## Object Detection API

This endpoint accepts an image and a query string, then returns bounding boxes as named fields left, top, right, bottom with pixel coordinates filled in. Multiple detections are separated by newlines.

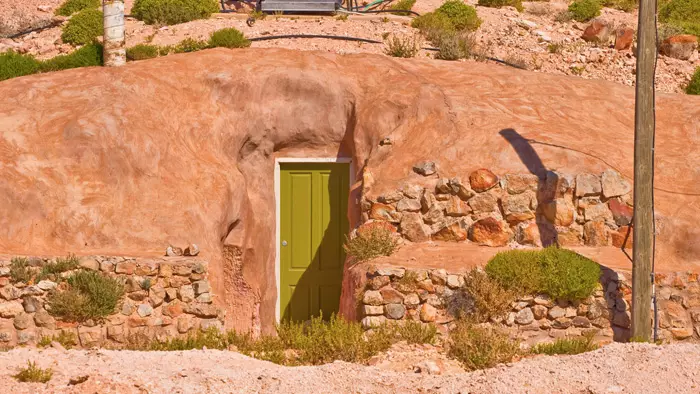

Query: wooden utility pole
left=103, top=1, right=126, bottom=67
left=631, top=0, right=657, bottom=341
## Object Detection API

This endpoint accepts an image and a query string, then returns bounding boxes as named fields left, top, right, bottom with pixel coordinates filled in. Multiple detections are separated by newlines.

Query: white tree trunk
left=103, top=0, right=125, bottom=67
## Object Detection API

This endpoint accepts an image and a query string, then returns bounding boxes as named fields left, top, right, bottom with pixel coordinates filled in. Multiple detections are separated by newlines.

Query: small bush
left=46, top=270, right=124, bottom=322
left=436, top=30, right=475, bottom=60
left=394, top=320, right=438, bottom=344
left=61, top=9, right=103, bottom=46
left=55, top=0, right=100, bottom=16
left=13, top=361, right=53, bottom=383
left=391, top=0, right=417, bottom=15
left=384, top=34, right=422, bottom=58
left=41, top=43, right=103, bottom=72
left=531, top=334, right=598, bottom=355
left=687, top=68, right=700, bottom=95
left=126, top=44, right=160, bottom=61
left=412, top=12, right=456, bottom=44
left=602, top=0, right=637, bottom=12
left=9, top=257, right=34, bottom=284
left=209, top=28, right=251, bottom=49
left=36, top=255, right=79, bottom=282
left=344, top=222, right=398, bottom=262
left=547, top=42, right=562, bottom=54
left=436, top=1, right=482, bottom=31
left=37, top=331, right=78, bottom=349
left=132, top=0, right=220, bottom=25
left=448, top=322, right=520, bottom=370
left=140, top=277, right=152, bottom=290
left=461, top=269, right=517, bottom=323
left=0, top=51, right=42, bottom=82
left=477, top=0, right=524, bottom=12
left=485, top=247, right=601, bottom=301
left=173, top=38, right=209, bottom=53
left=567, top=0, right=602, bottom=22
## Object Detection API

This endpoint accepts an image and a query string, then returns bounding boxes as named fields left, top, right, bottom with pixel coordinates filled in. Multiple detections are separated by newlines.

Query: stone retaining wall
left=361, top=166, right=633, bottom=249
left=359, top=266, right=700, bottom=344
left=0, top=255, right=224, bottom=348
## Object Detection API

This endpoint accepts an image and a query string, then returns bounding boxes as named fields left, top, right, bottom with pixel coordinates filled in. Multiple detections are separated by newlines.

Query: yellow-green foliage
left=126, top=44, right=160, bottom=61
left=344, top=222, right=398, bottom=262
left=485, top=247, right=601, bottom=301
left=391, top=0, right=417, bottom=15
left=208, top=28, right=251, bottom=49
left=462, top=268, right=517, bottom=323
left=659, top=0, right=700, bottom=38
left=393, top=320, right=438, bottom=344
left=447, top=321, right=520, bottom=370
left=61, top=9, right=103, bottom=46
left=602, top=0, right=637, bottom=12
left=36, top=255, right=79, bottom=282
left=173, top=38, right=209, bottom=53
left=384, top=34, right=422, bottom=58
left=40, top=43, right=103, bottom=71
left=531, top=333, right=598, bottom=355
left=13, top=361, right=53, bottom=383
left=477, top=0, right=524, bottom=12
left=55, top=0, right=100, bottom=16
left=47, top=270, right=124, bottom=322
left=687, top=68, right=700, bottom=95
left=568, top=0, right=602, bottom=22
left=132, top=0, right=220, bottom=25
left=37, top=331, right=78, bottom=349
left=9, top=257, right=33, bottom=283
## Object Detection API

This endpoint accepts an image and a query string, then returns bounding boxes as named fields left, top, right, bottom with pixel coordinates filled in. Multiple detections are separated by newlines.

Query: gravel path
left=1, top=343, right=699, bottom=393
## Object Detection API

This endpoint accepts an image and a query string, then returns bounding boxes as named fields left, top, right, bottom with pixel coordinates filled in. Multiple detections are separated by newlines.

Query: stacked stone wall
left=0, top=255, right=224, bottom=348
left=359, top=266, right=700, bottom=344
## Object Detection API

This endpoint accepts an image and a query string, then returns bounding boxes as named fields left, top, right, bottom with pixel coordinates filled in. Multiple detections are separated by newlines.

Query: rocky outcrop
left=660, top=35, right=698, bottom=60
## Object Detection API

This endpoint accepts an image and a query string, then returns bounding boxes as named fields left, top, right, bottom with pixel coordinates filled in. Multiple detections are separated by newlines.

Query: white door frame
left=274, top=157, right=355, bottom=322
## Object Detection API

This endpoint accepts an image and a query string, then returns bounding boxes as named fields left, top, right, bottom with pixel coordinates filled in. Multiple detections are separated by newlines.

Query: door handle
left=282, top=240, right=288, bottom=246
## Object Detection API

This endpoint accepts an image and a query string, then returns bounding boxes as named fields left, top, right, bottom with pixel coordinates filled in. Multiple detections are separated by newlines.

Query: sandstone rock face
left=660, top=35, right=698, bottom=60
left=1, top=49, right=699, bottom=334
left=581, top=19, right=611, bottom=43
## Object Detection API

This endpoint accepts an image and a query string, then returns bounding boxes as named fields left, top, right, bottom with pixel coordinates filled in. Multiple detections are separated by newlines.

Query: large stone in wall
left=433, top=218, right=470, bottom=242
left=470, top=217, right=513, bottom=246
left=370, top=203, right=400, bottom=223
left=609, top=198, right=633, bottom=226
left=469, top=169, right=499, bottom=192
left=540, top=171, right=574, bottom=201
left=396, top=198, right=422, bottom=212
left=505, top=174, right=539, bottom=195
left=502, top=192, right=536, bottom=223
left=583, top=221, right=610, bottom=246
left=582, top=202, right=613, bottom=222
left=542, top=199, right=575, bottom=226
left=468, top=192, right=499, bottom=213
left=516, top=222, right=556, bottom=247
left=400, top=212, right=431, bottom=242
left=575, top=173, right=602, bottom=197
left=611, top=226, right=633, bottom=249
left=557, top=226, right=583, bottom=246
left=601, top=169, right=632, bottom=199
left=450, top=178, right=475, bottom=200
left=444, top=195, right=471, bottom=217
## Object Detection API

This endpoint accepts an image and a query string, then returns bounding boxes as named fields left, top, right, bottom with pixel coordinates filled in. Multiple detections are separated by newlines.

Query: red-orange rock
left=614, top=27, right=635, bottom=50
left=660, top=35, right=698, bottom=60
left=433, top=221, right=468, bottom=242
left=557, top=227, right=583, bottom=246
left=584, top=221, right=610, bottom=246
left=542, top=199, right=575, bottom=226
left=581, top=19, right=611, bottom=43
left=469, top=217, right=513, bottom=246
left=608, top=198, right=633, bottom=226
left=611, top=226, right=633, bottom=249
left=469, top=169, right=499, bottom=192
left=162, top=302, right=184, bottom=318
left=369, top=203, right=400, bottom=223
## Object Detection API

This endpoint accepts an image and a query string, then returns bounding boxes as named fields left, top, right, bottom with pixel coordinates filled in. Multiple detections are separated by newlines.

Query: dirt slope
left=1, top=343, right=699, bottom=393
left=1, top=49, right=699, bottom=331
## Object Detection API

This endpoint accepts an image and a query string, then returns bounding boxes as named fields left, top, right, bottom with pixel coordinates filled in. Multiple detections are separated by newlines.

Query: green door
left=280, top=162, right=349, bottom=322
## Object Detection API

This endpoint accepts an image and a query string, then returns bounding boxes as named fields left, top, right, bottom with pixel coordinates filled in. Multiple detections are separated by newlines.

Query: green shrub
left=412, top=12, right=456, bottom=44
left=435, top=30, right=475, bottom=60
left=460, top=268, right=517, bottom=323
left=602, top=0, right=637, bottom=12
left=55, top=0, right=100, bottom=16
left=568, top=0, right=602, bottom=22
left=132, top=0, right=220, bottom=25
left=344, top=222, right=398, bottom=262
left=391, top=0, right=417, bottom=15
left=61, top=9, right=103, bottom=46
left=384, top=34, right=422, bottom=58
left=41, top=43, right=103, bottom=72
left=9, top=257, right=34, bottom=283
left=37, top=331, right=78, bottom=349
left=659, top=0, right=700, bottom=38
left=0, top=51, right=42, bottom=82
left=46, top=270, right=124, bottom=322
left=394, top=320, right=438, bottom=344
left=173, top=38, right=209, bottom=53
left=36, top=255, right=79, bottom=282
left=448, top=322, right=520, bottom=370
left=477, top=0, right=524, bottom=12
left=688, top=68, right=700, bottom=95
left=126, top=44, right=160, bottom=61
left=485, top=247, right=601, bottom=301
left=531, top=334, right=598, bottom=355
left=13, top=361, right=53, bottom=383
left=436, top=1, right=482, bottom=31
left=208, top=28, right=251, bottom=49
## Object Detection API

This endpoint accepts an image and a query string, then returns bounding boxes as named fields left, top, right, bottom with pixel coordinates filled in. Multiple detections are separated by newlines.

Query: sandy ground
left=2, top=343, right=700, bottom=393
